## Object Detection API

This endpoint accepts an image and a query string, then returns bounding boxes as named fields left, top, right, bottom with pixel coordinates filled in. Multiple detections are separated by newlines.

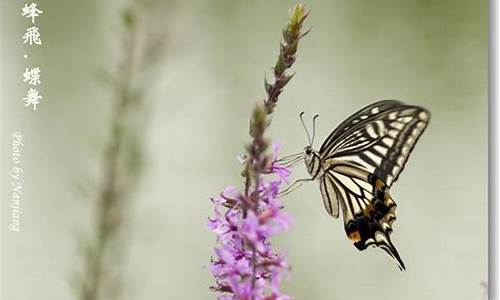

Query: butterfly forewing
left=313, top=100, right=430, bottom=270
left=319, top=100, right=405, bottom=156
left=322, top=103, right=430, bottom=187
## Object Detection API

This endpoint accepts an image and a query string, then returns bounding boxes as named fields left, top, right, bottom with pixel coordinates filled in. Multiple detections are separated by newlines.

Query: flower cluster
left=206, top=5, right=308, bottom=299
left=207, top=143, right=293, bottom=300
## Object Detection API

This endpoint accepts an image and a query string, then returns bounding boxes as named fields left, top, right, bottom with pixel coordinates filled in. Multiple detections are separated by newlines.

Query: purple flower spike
left=207, top=5, right=309, bottom=299
left=208, top=144, right=293, bottom=300
left=271, top=142, right=292, bottom=183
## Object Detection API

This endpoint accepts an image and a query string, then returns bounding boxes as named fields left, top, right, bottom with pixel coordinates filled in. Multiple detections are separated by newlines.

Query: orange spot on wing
left=348, top=231, right=361, bottom=242
left=363, top=204, right=375, bottom=217
left=375, top=179, right=385, bottom=190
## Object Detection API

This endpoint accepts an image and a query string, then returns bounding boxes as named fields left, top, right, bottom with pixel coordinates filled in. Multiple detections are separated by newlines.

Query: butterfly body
left=303, top=100, right=430, bottom=270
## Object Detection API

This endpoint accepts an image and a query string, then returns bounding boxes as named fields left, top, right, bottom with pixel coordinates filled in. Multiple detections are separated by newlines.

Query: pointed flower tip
left=290, top=4, right=307, bottom=24
left=287, top=4, right=308, bottom=34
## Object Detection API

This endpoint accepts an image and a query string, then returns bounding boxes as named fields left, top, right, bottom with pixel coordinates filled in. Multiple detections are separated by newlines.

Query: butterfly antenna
left=311, top=114, right=319, bottom=146
left=299, top=112, right=312, bottom=145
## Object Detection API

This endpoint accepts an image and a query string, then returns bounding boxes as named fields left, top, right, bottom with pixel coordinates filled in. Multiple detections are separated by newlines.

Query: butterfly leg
left=278, top=178, right=313, bottom=197
left=276, top=153, right=304, bottom=168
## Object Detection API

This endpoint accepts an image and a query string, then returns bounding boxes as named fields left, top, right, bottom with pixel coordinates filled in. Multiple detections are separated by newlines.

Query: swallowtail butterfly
left=297, top=100, right=430, bottom=270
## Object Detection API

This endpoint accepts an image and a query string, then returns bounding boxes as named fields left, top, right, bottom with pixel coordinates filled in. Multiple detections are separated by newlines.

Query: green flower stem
left=244, top=4, right=309, bottom=198
left=243, top=4, right=309, bottom=298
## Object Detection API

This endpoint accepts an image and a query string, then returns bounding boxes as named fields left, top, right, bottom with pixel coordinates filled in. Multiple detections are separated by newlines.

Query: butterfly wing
left=319, top=172, right=340, bottom=218
left=318, top=100, right=430, bottom=270
left=320, top=100, right=430, bottom=187
left=319, top=100, right=404, bottom=157
left=322, top=167, right=406, bottom=269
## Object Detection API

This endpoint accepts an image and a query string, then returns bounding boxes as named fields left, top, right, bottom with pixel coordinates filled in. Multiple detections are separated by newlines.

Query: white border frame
left=489, top=0, right=499, bottom=299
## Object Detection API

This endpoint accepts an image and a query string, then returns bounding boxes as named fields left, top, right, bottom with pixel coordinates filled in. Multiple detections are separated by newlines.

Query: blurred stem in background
left=73, top=1, right=171, bottom=300
left=80, top=9, right=138, bottom=299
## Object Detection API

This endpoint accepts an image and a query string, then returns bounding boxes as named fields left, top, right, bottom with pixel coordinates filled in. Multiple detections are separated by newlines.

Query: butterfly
left=282, top=100, right=430, bottom=270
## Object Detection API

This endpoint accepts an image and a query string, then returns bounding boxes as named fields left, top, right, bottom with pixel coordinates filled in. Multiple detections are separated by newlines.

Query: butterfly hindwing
left=319, top=172, right=340, bottom=218
left=327, top=167, right=405, bottom=269
left=315, top=100, right=430, bottom=270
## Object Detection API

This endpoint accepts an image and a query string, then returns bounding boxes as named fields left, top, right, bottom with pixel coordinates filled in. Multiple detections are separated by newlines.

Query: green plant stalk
left=242, top=4, right=309, bottom=298
left=80, top=8, right=139, bottom=300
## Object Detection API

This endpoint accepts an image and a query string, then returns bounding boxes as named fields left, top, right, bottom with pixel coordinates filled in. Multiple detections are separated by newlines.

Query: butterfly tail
left=350, top=226, right=406, bottom=271
left=376, top=235, right=406, bottom=271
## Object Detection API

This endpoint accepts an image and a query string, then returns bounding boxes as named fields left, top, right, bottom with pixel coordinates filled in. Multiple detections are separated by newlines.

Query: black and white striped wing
left=321, top=166, right=406, bottom=269
left=320, top=100, right=404, bottom=154
left=318, top=100, right=430, bottom=270
left=320, top=100, right=430, bottom=187
left=319, top=172, right=340, bottom=218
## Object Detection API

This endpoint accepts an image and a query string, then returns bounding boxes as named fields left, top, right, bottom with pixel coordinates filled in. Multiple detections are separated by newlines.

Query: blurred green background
left=1, top=0, right=487, bottom=299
